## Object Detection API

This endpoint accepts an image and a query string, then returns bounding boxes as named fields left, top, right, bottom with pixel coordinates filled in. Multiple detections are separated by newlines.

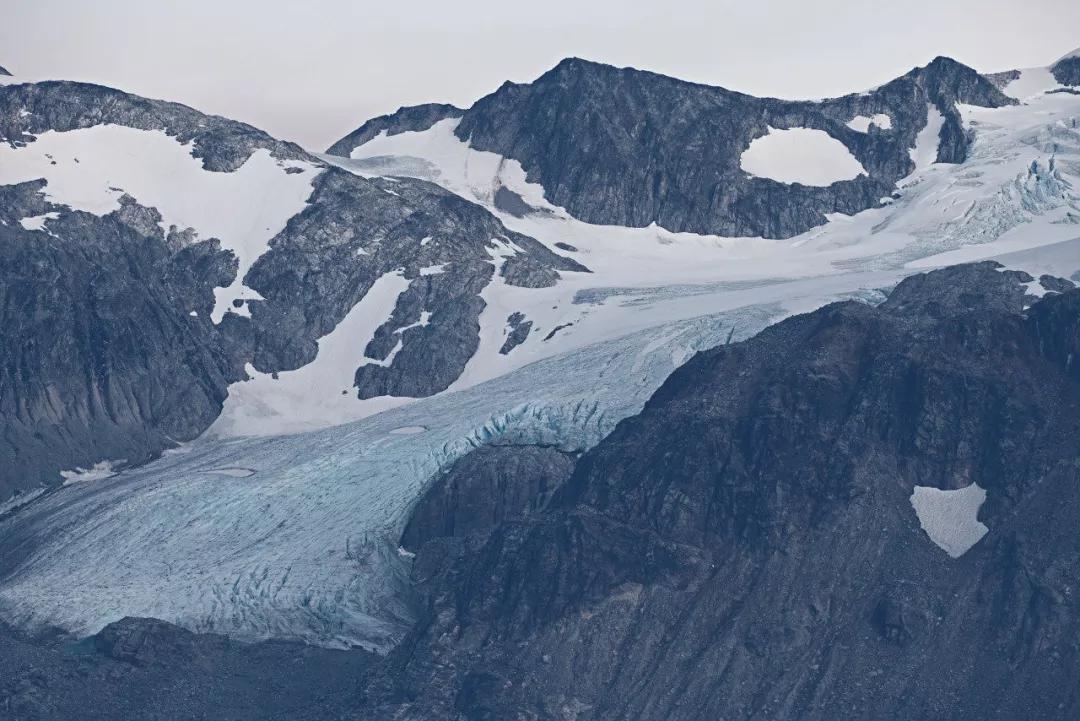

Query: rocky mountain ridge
left=366, top=262, right=1080, bottom=720
left=0, top=73, right=583, bottom=500
left=331, top=56, right=1017, bottom=238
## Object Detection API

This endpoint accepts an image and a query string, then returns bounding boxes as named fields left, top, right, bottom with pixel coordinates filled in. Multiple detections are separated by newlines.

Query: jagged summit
left=1052, top=46, right=1080, bottom=86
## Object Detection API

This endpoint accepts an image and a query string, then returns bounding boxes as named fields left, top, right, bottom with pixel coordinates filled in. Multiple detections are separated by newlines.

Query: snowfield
left=1002, top=67, right=1063, bottom=101
left=738, top=126, right=867, bottom=185
left=211, top=271, right=415, bottom=437
left=0, top=81, right=1079, bottom=652
left=910, top=483, right=989, bottom=558
left=846, top=113, right=893, bottom=132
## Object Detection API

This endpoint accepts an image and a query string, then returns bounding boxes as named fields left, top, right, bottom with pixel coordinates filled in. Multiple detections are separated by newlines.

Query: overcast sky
left=3, top=0, right=1078, bottom=149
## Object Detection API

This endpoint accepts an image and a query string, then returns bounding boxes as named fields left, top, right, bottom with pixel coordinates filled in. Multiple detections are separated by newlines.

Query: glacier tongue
left=0, top=301, right=789, bottom=650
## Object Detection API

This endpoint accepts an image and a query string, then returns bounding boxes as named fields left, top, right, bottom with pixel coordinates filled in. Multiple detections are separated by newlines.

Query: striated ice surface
left=0, top=301, right=789, bottom=651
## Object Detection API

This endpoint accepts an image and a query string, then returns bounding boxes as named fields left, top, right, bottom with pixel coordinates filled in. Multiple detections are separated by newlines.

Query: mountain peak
left=1056, top=46, right=1080, bottom=63
left=1051, top=47, right=1080, bottom=86
left=0, top=65, right=11, bottom=77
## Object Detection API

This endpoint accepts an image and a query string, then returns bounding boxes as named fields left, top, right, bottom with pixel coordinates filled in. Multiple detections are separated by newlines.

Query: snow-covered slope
left=1, top=67, right=1077, bottom=652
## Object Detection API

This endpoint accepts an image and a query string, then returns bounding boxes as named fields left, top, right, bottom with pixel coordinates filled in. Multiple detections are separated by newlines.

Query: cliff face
left=373, top=263, right=1080, bottom=720
left=0, top=181, right=243, bottom=499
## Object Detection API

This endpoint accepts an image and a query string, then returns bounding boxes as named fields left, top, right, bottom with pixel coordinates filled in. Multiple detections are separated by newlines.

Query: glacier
left=1, top=83, right=1079, bottom=652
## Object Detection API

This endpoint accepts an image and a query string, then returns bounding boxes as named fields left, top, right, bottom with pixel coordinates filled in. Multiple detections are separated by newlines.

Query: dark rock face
left=0, top=65, right=11, bottom=77
left=984, top=69, right=1021, bottom=90
left=245, top=170, right=585, bottom=398
left=0, top=617, right=373, bottom=721
left=325, top=102, right=464, bottom=156
left=400, top=443, right=577, bottom=552
left=332, top=57, right=1012, bottom=239
left=1052, top=55, right=1080, bottom=86
left=0, top=182, right=243, bottom=501
left=492, top=186, right=537, bottom=217
left=499, top=312, right=532, bottom=354
left=369, top=263, right=1080, bottom=720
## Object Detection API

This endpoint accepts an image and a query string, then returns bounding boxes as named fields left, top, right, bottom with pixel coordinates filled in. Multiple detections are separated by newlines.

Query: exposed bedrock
left=369, top=263, right=1080, bottom=720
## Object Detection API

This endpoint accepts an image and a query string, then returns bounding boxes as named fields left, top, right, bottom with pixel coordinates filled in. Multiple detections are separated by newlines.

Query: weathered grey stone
left=985, top=69, right=1021, bottom=90
left=1041, top=274, right=1077, bottom=293
left=388, top=56, right=1011, bottom=239
left=368, top=264, right=1080, bottom=721
left=492, top=186, right=533, bottom=217
left=326, top=102, right=463, bottom=156
left=498, top=312, right=532, bottom=355
left=243, top=168, right=585, bottom=398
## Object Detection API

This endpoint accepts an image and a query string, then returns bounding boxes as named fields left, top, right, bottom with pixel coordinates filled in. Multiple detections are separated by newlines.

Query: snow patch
left=739, top=127, right=866, bottom=186
left=908, top=104, right=945, bottom=173
left=846, top=113, right=893, bottom=132
left=910, top=482, right=989, bottom=558
left=60, top=461, right=120, bottom=485
left=340, top=118, right=560, bottom=212
left=1002, top=67, right=1063, bottom=101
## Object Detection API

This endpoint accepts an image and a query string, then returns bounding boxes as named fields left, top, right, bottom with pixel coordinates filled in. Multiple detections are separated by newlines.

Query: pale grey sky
left=3, top=0, right=1078, bottom=149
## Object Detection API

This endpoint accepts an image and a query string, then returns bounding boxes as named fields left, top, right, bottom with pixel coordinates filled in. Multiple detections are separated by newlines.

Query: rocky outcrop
left=0, top=617, right=374, bottom=720
left=400, top=443, right=577, bottom=552
left=326, top=102, right=464, bottom=156
left=241, top=168, right=585, bottom=398
left=333, top=56, right=1013, bottom=239
left=1051, top=52, right=1080, bottom=86
left=499, top=312, right=532, bottom=354
left=369, top=263, right=1080, bottom=720
left=984, top=69, right=1021, bottom=90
